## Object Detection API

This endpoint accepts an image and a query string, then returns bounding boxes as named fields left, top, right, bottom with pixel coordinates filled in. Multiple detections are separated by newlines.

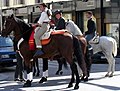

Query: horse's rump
left=100, top=36, right=117, bottom=56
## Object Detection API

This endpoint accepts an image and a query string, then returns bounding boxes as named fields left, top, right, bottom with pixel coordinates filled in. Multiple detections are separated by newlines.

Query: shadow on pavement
left=0, top=77, right=74, bottom=91
left=85, top=82, right=120, bottom=91
left=89, top=73, right=120, bottom=81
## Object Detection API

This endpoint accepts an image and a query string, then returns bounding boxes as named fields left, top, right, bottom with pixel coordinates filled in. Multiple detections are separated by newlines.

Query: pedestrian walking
left=13, top=39, right=25, bottom=82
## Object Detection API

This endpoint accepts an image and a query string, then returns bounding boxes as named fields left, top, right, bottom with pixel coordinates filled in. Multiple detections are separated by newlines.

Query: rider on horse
left=34, top=3, right=52, bottom=56
left=85, top=11, right=96, bottom=43
left=54, top=10, right=66, bottom=30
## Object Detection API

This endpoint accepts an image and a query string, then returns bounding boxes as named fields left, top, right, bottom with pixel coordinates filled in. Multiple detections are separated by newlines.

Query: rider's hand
left=83, top=33, right=85, bottom=37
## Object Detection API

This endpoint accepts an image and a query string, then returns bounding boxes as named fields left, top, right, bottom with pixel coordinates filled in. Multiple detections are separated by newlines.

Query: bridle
left=3, top=19, right=12, bottom=33
left=12, top=17, right=31, bottom=39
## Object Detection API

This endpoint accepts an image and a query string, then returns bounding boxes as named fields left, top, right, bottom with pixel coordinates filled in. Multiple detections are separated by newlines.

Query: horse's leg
left=85, top=47, right=93, bottom=77
left=39, top=58, right=48, bottom=83
left=23, top=60, right=33, bottom=87
left=68, top=67, right=74, bottom=88
left=73, top=37, right=88, bottom=82
left=65, top=55, right=80, bottom=89
left=110, top=55, right=115, bottom=77
left=33, top=61, right=36, bottom=76
left=105, top=54, right=115, bottom=77
left=56, top=59, right=63, bottom=75
left=71, top=62, right=80, bottom=89
left=35, top=58, right=40, bottom=76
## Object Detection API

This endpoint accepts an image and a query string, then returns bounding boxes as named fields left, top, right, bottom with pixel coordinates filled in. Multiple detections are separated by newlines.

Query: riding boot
left=88, top=44, right=92, bottom=51
left=34, top=48, right=44, bottom=57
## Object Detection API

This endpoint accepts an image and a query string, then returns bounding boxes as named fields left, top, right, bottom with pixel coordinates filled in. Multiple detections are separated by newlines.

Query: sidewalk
left=0, top=74, right=8, bottom=81
left=115, top=58, right=120, bottom=64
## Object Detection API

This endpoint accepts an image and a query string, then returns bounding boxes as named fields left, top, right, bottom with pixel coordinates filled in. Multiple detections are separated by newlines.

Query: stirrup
left=34, top=49, right=44, bottom=57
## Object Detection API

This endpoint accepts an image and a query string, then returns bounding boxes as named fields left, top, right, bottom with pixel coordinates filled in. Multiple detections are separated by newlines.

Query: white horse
left=90, top=36, right=117, bottom=77
left=66, top=20, right=117, bottom=77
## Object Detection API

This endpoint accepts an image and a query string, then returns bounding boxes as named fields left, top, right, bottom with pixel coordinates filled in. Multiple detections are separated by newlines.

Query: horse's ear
left=7, top=14, right=14, bottom=19
left=10, top=14, right=14, bottom=18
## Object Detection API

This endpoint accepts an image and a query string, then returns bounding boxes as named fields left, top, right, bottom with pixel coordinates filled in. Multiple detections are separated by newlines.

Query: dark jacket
left=55, top=17, right=65, bottom=30
left=85, top=18, right=96, bottom=35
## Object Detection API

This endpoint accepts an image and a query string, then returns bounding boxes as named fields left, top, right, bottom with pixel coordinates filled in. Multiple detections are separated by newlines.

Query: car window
left=0, top=37, right=13, bottom=47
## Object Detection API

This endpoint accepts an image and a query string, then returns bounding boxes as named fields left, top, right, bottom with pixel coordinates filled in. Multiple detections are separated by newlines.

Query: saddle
left=89, top=32, right=100, bottom=44
left=29, top=25, right=67, bottom=50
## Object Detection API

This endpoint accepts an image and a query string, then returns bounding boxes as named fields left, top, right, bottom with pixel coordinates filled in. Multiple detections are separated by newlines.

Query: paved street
left=0, top=59, right=120, bottom=91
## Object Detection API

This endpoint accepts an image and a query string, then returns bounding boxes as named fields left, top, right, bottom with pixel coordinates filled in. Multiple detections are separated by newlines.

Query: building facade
left=75, top=0, right=120, bottom=47
left=0, top=0, right=120, bottom=47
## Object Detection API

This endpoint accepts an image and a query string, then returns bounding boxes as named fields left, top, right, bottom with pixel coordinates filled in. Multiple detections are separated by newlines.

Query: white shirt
left=37, top=8, right=50, bottom=25
left=66, top=20, right=83, bottom=36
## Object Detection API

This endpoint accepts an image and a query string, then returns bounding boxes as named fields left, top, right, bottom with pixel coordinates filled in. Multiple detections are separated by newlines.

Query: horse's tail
left=112, top=38, right=117, bottom=57
left=73, top=36, right=87, bottom=76
left=63, top=59, right=68, bottom=69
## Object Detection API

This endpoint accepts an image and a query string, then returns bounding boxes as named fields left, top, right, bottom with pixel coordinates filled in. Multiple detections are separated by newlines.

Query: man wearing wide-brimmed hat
left=34, top=3, right=52, bottom=56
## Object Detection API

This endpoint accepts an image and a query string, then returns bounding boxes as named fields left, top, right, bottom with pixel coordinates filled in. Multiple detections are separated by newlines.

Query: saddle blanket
left=41, top=29, right=67, bottom=40
left=29, top=27, right=67, bottom=50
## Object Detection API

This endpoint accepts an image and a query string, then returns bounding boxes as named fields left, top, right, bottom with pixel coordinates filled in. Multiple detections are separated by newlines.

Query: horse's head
left=1, top=14, right=16, bottom=37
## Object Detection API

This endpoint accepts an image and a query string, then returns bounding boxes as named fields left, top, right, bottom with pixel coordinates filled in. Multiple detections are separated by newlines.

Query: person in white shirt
left=34, top=3, right=51, bottom=56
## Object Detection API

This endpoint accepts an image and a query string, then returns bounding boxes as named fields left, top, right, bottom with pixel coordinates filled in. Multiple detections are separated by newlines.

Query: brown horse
left=1, top=15, right=88, bottom=89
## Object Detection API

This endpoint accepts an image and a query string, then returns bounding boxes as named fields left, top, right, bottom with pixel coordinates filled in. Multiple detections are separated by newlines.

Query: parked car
left=0, top=35, right=17, bottom=67
left=92, top=52, right=108, bottom=64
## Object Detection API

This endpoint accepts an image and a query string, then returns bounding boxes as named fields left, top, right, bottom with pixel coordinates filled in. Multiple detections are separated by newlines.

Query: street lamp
left=100, top=0, right=110, bottom=36
left=0, top=0, right=2, bottom=32
left=100, top=0, right=105, bottom=36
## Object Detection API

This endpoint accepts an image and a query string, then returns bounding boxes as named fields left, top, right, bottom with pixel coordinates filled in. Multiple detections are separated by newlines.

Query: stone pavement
left=0, top=60, right=120, bottom=91
left=0, top=74, right=8, bottom=81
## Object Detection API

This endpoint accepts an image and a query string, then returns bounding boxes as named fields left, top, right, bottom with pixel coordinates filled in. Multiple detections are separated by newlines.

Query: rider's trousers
left=85, top=32, right=95, bottom=42
left=34, top=23, right=49, bottom=48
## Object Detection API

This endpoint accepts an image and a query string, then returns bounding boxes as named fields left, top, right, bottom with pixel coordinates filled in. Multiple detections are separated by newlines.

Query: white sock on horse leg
left=27, top=72, right=33, bottom=81
left=43, top=70, right=48, bottom=77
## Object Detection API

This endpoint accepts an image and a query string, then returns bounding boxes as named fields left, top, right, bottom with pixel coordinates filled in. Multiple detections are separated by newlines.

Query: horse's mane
left=14, top=17, right=32, bottom=41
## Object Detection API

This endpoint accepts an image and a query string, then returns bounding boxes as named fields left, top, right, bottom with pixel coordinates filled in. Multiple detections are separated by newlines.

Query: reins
left=15, top=18, right=31, bottom=38
left=3, top=21, right=12, bottom=33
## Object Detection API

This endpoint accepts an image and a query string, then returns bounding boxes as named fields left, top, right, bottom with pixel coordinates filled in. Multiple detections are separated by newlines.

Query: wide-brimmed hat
left=54, top=10, right=62, bottom=15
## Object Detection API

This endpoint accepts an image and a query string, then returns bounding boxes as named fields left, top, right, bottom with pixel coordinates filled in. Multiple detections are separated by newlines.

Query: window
left=4, top=0, right=9, bottom=6
left=14, top=0, right=24, bottom=5
left=19, top=0, right=25, bottom=4
left=35, top=0, right=41, bottom=3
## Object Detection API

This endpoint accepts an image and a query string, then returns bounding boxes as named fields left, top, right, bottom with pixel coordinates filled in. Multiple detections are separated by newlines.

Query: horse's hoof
left=81, top=76, right=84, bottom=81
left=33, top=73, right=35, bottom=77
left=67, top=83, right=73, bottom=88
left=84, top=77, right=88, bottom=82
left=56, top=71, right=59, bottom=75
left=20, top=78, right=26, bottom=82
left=39, top=77, right=47, bottom=83
left=23, top=80, right=31, bottom=87
left=60, top=71, right=63, bottom=75
left=109, top=74, right=113, bottom=77
left=36, top=73, right=40, bottom=77
left=81, top=76, right=88, bottom=82
left=105, top=74, right=109, bottom=77
left=74, top=85, right=79, bottom=90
